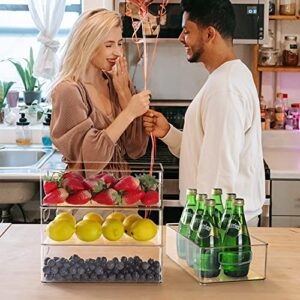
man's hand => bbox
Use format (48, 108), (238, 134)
(143, 109), (170, 138)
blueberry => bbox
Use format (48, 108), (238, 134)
(106, 260), (115, 270)
(78, 258), (84, 265)
(112, 257), (119, 263)
(50, 266), (59, 275)
(81, 274), (89, 281)
(54, 273), (63, 281)
(56, 261), (64, 269)
(78, 267), (85, 275)
(125, 273), (132, 281)
(121, 256), (127, 263)
(117, 273), (125, 281)
(65, 274), (73, 281)
(99, 274), (108, 281)
(132, 272), (139, 281)
(101, 257), (107, 263)
(53, 257), (60, 261)
(59, 268), (69, 277)
(90, 273), (98, 281)
(69, 266), (77, 275)
(44, 257), (51, 265)
(147, 274), (154, 281)
(63, 262), (71, 269)
(43, 266), (51, 275)
(116, 262), (124, 271)
(96, 257), (102, 265)
(89, 264), (96, 271)
(148, 258), (154, 265)
(141, 262), (150, 270)
(47, 259), (56, 267)
(73, 274), (81, 281)
(145, 269), (152, 275)
(139, 274), (146, 282)
(128, 257), (134, 265)
(45, 274), (54, 281)
(108, 274), (116, 281)
(154, 274), (161, 282)
(95, 267), (104, 275)
(153, 261), (160, 268)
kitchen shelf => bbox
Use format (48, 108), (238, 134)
(269, 15), (300, 20)
(257, 66), (300, 72)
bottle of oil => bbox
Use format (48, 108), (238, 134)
(16, 113), (32, 146)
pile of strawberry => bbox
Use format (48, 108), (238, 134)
(42, 171), (159, 206)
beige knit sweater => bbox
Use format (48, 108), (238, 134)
(50, 76), (149, 175)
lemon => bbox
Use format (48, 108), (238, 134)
(106, 212), (126, 223)
(46, 219), (75, 241)
(55, 212), (76, 227)
(83, 212), (104, 225)
(123, 214), (142, 236)
(102, 219), (124, 241)
(130, 219), (157, 241)
(76, 219), (102, 242)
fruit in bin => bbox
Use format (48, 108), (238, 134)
(130, 219), (157, 241)
(75, 219), (102, 242)
(62, 172), (84, 181)
(43, 188), (69, 204)
(62, 177), (86, 194)
(83, 212), (104, 225)
(83, 177), (106, 193)
(46, 219), (75, 241)
(55, 212), (76, 227)
(141, 191), (159, 206)
(123, 214), (142, 236)
(114, 175), (140, 192)
(106, 212), (126, 222)
(92, 188), (122, 205)
(102, 219), (124, 241)
(138, 174), (159, 191)
(99, 173), (117, 187)
(122, 190), (145, 205)
(66, 190), (91, 205)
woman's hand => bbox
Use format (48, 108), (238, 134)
(111, 57), (130, 96)
(143, 109), (170, 138)
(125, 90), (151, 120)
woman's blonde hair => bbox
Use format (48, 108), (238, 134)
(54, 9), (121, 85)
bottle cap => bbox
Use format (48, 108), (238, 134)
(196, 193), (208, 201)
(211, 188), (222, 195)
(43, 113), (51, 126)
(233, 198), (245, 206)
(16, 113), (29, 126)
(204, 199), (216, 207)
(186, 188), (197, 195)
(226, 193), (237, 201)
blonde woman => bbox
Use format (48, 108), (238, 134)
(50, 9), (151, 173)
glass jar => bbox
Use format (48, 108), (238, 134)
(279, 0), (296, 15)
(269, 0), (276, 15)
(259, 48), (279, 66)
(282, 36), (299, 67)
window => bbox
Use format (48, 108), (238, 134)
(0, 0), (82, 93)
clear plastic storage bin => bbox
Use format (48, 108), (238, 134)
(40, 163), (163, 283)
(166, 223), (268, 285)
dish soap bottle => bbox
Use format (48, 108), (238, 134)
(42, 113), (52, 146)
(16, 113), (32, 145)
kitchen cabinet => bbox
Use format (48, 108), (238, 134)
(252, 15), (300, 95)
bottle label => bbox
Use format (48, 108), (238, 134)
(198, 220), (212, 239)
(227, 220), (241, 237)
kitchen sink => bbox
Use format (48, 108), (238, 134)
(0, 146), (54, 169)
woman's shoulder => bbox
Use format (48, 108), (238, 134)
(51, 80), (86, 102)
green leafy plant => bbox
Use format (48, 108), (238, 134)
(7, 47), (42, 92)
(0, 80), (14, 110)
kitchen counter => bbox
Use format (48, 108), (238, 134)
(263, 147), (300, 179)
(0, 225), (299, 300)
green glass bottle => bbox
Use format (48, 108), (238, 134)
(219, 193), (236, 241)
(221, 198), (252, 277)
(194, 199), (221, 278)
(177, 188), (197, 259)
(186, 193), (207, 267)
(211, 188), (224, 227)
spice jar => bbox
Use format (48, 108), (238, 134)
(259, 48), (279, 66)
(16, 113), (32, 146)
(279, 0), (296, 15)
(282, 36), (299, 67)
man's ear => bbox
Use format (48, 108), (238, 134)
(206, 26), (217, 42)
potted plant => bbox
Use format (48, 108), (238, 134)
(8, 47), (42, 105)
(0, 80), (14, 123)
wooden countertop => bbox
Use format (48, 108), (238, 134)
(0, 225), (300, 300)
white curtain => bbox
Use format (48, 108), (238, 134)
(28, 0), (66, 79)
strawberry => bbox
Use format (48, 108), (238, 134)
(66, 190), (91, 205)
(43, 188), (69, 205)
(83, 177), (106, 193)
(114, 175), (140, 192)
(62, 177), (86, 194)
(62, 172), (84, 182)
(122, 190), (145, 205)
(141, 191), (159, 206)
(92, 188), (122, 205)
(99, 174), (117, 187)
(138, 174), (159, 191)
(43, 181), (59, 194)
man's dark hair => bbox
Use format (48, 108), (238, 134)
(181, 0), (236, 39)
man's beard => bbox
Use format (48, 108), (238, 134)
(187, 45), (204, 63)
